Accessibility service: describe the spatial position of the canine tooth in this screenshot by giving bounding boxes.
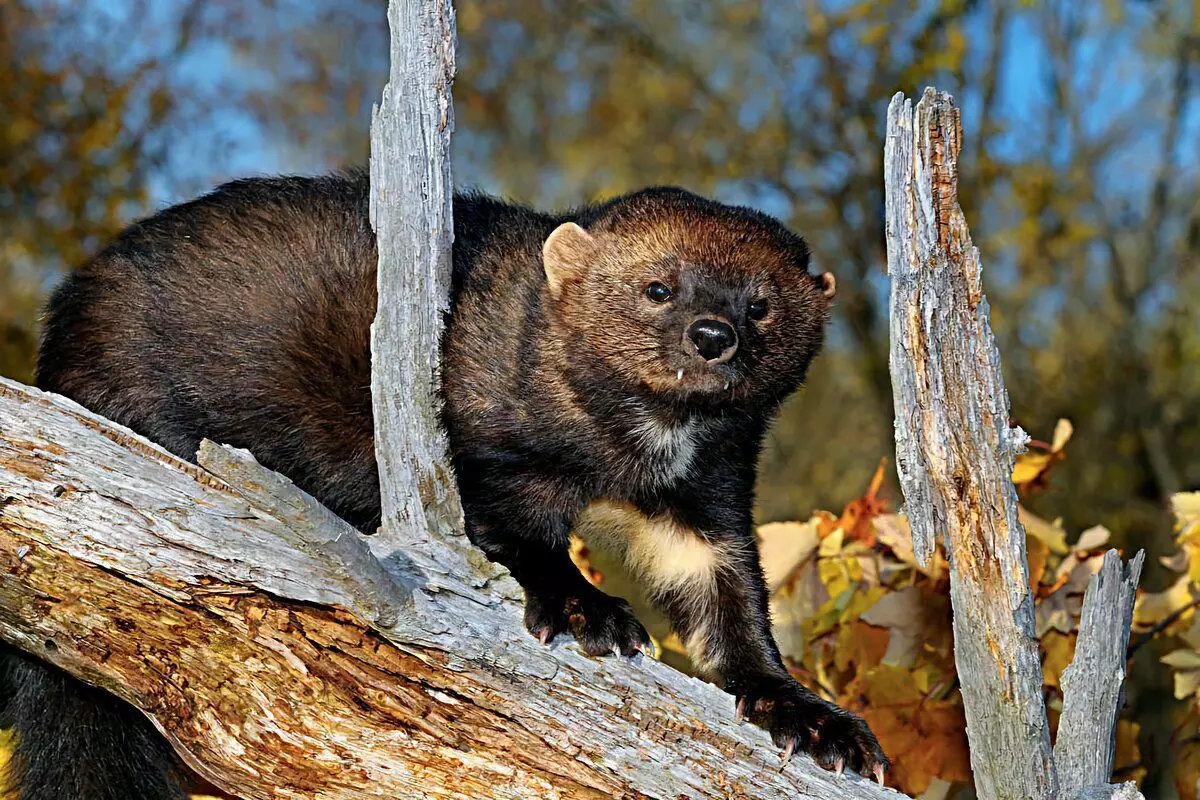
[723,380,730,390]
[677,368,684,382]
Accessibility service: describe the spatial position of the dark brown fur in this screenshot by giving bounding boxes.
[0,172,885,800]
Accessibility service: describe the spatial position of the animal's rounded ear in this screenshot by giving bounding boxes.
[819,271,836,300]
[543,222,596,297]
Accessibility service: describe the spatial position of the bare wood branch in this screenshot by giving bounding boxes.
[1055,550,1145,796]
[885,87,1148,800]
[0,376,899,799]
[885,88,1056,800]
[197,440,413,628]
[368,0,467,558]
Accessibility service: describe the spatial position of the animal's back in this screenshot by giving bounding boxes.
[9,172,548,799]
[37,172,382,527]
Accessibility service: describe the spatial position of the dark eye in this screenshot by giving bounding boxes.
[645,282,674,303]
[748,299,769,320]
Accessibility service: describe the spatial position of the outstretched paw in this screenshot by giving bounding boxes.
[524,588,651,657]
[732,676,887,782]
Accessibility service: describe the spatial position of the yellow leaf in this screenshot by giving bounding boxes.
[1135,575,1196,629]
[1172,492,1200,530]
[1042,631,1076,689]
[758,519,820,592]
[841,585,886,624]
[1072,525,1112,554]
[1020,505,1069,554]
[1161,649,1200,669]
[1013,452,1053,485]
[1027,533,1050,594]
[819,526,845,557]
[1050,418,1074,452]
[1175,669,1200,700]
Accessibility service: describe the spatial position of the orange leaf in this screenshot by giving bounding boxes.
[842,666,971,795]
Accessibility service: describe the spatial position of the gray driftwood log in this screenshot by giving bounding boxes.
[885,88,1145,800]
[0,377,900,799]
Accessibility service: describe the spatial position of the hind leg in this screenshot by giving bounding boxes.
[0,645,187,800]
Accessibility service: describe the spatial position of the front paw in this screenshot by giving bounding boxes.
[732,676,887,781]
[523,588,651,657]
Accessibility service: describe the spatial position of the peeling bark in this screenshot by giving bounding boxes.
[885,88,1145,800]
[368,0,465,559]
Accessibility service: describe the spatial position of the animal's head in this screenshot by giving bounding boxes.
[542,187,834,411]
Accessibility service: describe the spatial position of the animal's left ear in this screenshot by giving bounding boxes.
[819,271,837,300]
[543,222,596,297]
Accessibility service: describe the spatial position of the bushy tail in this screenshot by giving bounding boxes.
[0,645,187,800]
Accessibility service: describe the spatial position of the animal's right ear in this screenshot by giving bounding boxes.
[542,222,596,297]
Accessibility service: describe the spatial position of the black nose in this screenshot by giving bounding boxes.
[686,318,738,362]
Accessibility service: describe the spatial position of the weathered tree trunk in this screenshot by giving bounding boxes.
[884,88,1145,800]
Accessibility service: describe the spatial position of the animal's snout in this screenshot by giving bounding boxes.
[686,318,738,363]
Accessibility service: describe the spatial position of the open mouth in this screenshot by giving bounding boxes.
[667,363,742,393]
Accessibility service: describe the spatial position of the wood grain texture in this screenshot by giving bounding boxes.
[886,87,1054,800]
[368,0,468,563]
[1055,550,1145,796]
[0,376,900,799]
[884,88,1144,800]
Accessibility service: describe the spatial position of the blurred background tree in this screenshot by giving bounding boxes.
[2,0,1198,794]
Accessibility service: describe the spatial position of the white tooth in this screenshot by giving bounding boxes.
[724,380,730,390]
[677,368,684,382]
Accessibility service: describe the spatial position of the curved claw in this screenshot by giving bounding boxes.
[873,763,885,785]
[834,756,844,775]
[537,627,551,645]
[611,644,622,658]
[734,696,746,724]
[781,737,796,763]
